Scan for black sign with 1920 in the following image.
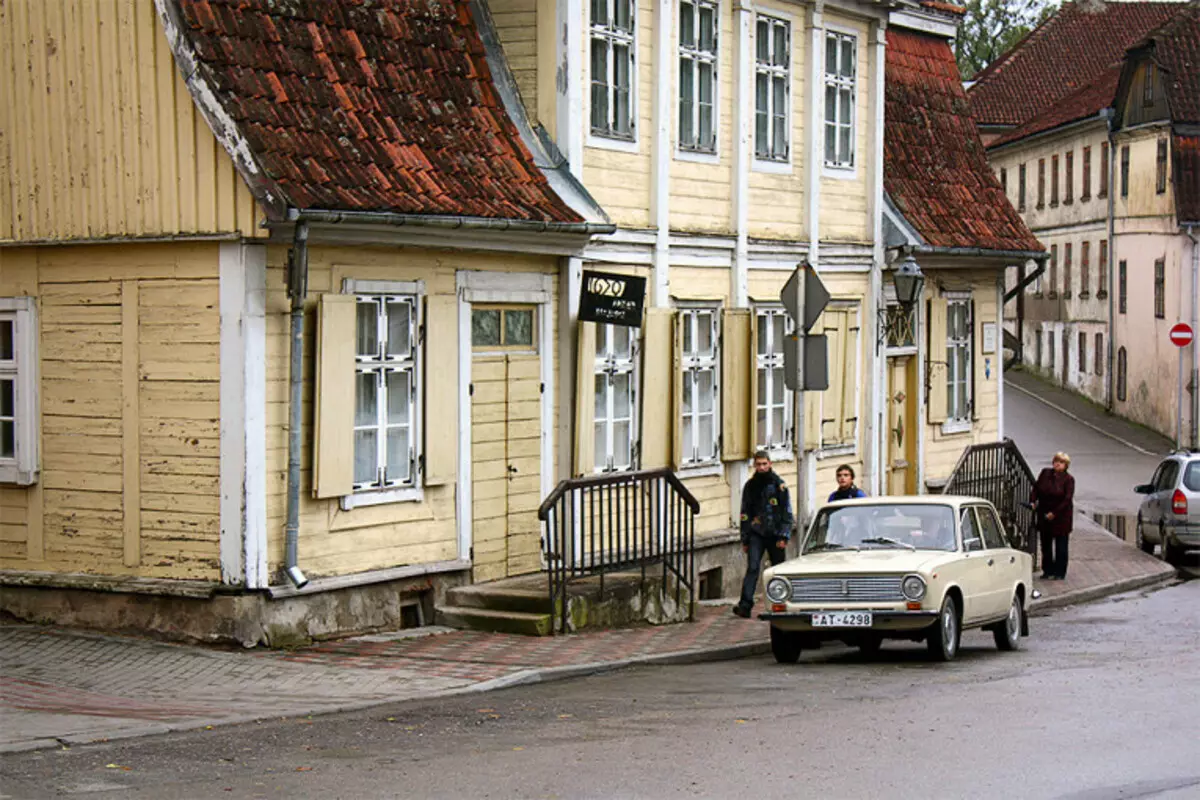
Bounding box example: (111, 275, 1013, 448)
(578, 270, 647, 328)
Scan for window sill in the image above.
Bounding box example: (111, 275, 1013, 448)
(1079, 292, 1090, 299)
(815, 443, 856, 460)
(587, 131, 640, 155)
(1081, 194, 1091, 202)
(821, 163, 857, 181)
(1048, 292, 1058, 299)
(1063, 292, 1072, 299)
(752, 158, 793, 175)
(677, 462, 725, 480)
(939, 420, 972, 436)
(1064, 199, 1073, 206)
(1097, 292, 1108, 300)
(757, 446, 794, 462)
(676, 147, 720, 165)
(341, 485, 424, 510)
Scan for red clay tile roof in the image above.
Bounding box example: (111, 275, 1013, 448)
(1176, 135, 1200, 224)
(967, 1, 1183, 128)
(885, 29, 1043, 254)
(168, 0, 582, 223)
(1141, 3, 1200, 124)
(989, 65, 1121, 148)
(920, 1, 966, 17)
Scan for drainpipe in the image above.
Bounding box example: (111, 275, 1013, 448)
(1190, 224, 1200, 448)
(284, 221, 309, 588)
(1105, 113, 1117, 411)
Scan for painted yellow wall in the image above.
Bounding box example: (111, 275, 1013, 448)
(0, 0, 264, 243)
(1115, 131, 1176, 221)
(922, 271, 1002, 484)
(489, 0, 539, 125)
(817, 13, 871, 245)
(263, 245, 559, 580)
(0, 242, 223, 579)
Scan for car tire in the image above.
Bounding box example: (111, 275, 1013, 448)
(770, 625, 803, 664)
(993, 593, 1023, 652)
(1137, 518, 1155, 554)
(1163, 535, 1184, 567)
(927, 595, 960, 662)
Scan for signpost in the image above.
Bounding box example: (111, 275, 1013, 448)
(1171, 323, 1193, 447)
(780, 264, 831, 473)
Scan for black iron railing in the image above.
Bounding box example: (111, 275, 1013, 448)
(942, 438, 1038, 568)
(538, 469, 700, 634)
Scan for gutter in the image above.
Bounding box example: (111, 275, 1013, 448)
(283, 222, 309, 588)
(911, 244, 1048, 262)
(284, 208, 613, 235)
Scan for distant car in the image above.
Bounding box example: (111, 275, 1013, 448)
(1135, 451, 1200, 566)
(759, 496, 1033, 663)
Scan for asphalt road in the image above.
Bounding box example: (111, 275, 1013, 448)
(2, 580, 1198, 800)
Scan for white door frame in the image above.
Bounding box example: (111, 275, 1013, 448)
(455, 270, 556, 569)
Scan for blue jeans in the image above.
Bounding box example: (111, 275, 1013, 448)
(738, 534, 787, 612)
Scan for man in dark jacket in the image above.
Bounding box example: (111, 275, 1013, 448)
(733, 451, 795, 618)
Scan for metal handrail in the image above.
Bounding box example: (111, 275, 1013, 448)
(539, 468, 699, 634)
(942, 438, 1039, 569)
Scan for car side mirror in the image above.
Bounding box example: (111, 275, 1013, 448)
(1134, 484, 1154, 494)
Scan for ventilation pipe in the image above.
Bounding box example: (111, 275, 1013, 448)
(284, 221, 309, 588)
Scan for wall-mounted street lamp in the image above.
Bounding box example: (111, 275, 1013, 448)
(879, 254, 926, 348)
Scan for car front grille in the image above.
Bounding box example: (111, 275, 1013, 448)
(788, 576, 905, 603)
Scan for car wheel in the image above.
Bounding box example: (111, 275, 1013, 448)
(770, 625, 803, 664)
(1163, 535, 1183, 567)
(857, 634, 883, 656)
(993, 593, 1023, 652)
(927, 595, 960, 662)
(1137, 518, 1155, 554)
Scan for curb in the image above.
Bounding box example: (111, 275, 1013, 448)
(1028, 569, 1178, 616)
(1004, 379, 1160, 457)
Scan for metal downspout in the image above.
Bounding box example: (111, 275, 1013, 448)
(1190, 225, 1200, 448)
(1106, 117, 1117, 411)
(284, 222, 310, 588)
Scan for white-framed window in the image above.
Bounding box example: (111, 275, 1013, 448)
(678, 0, 718, 154)
(824, 31, 856, 168)
(755, 307, 792, 452)
(0, 297, 38, 486)
(754, 14, 789, 162)
(680, 306, 720, 466)
(353, 293, 421, 493)
(946, 295, 973, 426)
(594, 324, 639, 472)
(591, 0, 636, 141)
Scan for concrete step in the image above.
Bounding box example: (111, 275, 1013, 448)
(445, 584, 552, 615)
(434, 605, 554, 636)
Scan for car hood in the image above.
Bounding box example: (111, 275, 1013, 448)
(767, 549, 956, 577)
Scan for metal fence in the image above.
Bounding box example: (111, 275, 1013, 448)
(538, 469, 699, 635)
(941, 438, 1039, 568)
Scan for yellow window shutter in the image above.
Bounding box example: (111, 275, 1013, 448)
(804, 387, 821, 451)
(423, 294, 457, 485)
(721, 308, 752, 461)
(748, 310, 760, 451)
(824, 312, 845, 447)
(841, 312, 860, 444)
(313, 293, 356, 499)
(928, 297, 949, 424)
(640, 308, 674, 470)
(672, 311, 684, 470)
(573, 321, 597, 477)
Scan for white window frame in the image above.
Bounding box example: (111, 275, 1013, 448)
(590, 0, 638, 146)
(944, 293, 973, 432)
(753, 13, 790, 168)
(679, 305, 721, 468)
(343, 279, 424, 510)
(594, 323, 640, 473)
(755, 306, 793, 454)
(678, 0, 719, 158)
(0, 297, 38, 486)
(823, 29, 857, 172)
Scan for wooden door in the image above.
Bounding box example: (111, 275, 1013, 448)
(470, 305, 544, 582)
(885, 356, 918, 495)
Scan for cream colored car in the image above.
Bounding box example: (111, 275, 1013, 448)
(760, 496, 1033, 663)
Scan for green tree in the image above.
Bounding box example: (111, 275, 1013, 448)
(956, 0, 1060, 81)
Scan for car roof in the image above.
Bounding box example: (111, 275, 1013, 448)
(821, 495, 992, 510)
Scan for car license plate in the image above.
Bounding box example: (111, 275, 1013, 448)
(811, 611, 873, 628)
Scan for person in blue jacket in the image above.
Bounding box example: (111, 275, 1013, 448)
(733, 451, 794, 618)
(828, 464, 867, 502)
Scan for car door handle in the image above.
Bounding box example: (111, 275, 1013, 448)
(1009, 556, 1016, 564)
(987, 558, 995, 566)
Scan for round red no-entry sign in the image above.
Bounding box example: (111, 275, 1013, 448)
(1170, 323, 1194, 347)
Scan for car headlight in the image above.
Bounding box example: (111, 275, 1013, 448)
(901, 574, 927, 601)
(766, 577, 791, 603)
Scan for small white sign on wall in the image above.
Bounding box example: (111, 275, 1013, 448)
(981, 322, 997, 354)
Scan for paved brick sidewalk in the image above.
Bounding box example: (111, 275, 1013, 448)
(0, 514, 1175, 754)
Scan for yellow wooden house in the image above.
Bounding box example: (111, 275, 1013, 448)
(0, 0, 1036, 643)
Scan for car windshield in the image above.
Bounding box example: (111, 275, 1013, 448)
(803, 504, 958, 553)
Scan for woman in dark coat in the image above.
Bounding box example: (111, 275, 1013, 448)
(1031, 451, 1075, 580)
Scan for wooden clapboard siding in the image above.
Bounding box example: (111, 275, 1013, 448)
(0, 242, 223, 579)
(746, 0, 811, 243)
(0, 0, 264, 243)
(489, 0, 539, 124)
(684, 473, 732, 536)
(262, 245, 558, 581)
(581, 0, 655, 229)
(817, 13, 872, 245)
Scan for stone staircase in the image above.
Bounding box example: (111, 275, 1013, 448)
(435, 570, 691, 636)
